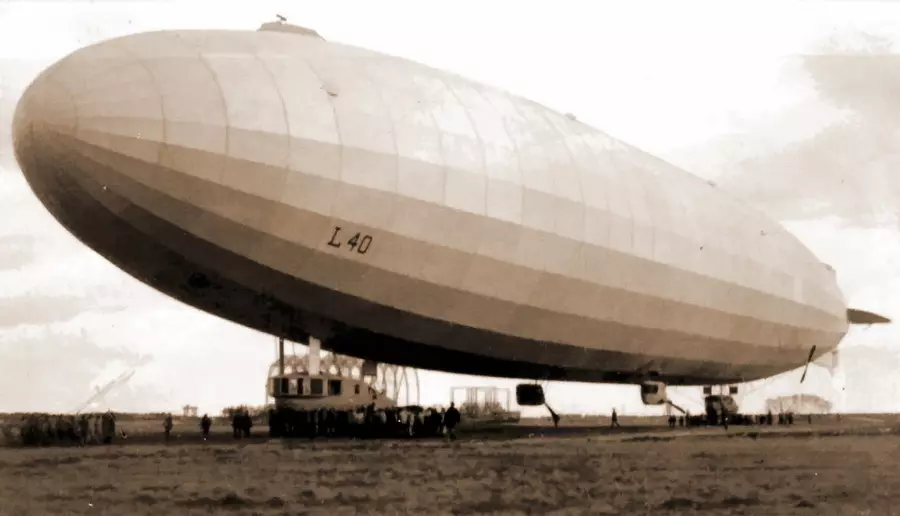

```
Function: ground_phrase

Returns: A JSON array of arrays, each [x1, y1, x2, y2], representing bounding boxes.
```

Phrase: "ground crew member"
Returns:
[[231, 412, 241, 439], [267, 408, 279, 438], [163, 414, 174, 441], [1, 423, 13, 445], [437, 408, 446, 435], [706, 404, 717, 426], [242, 411, 253, 438], [93, 415, 102, 443], [429, 408, 441, 436], [201, 414, 211, 440], [443, 402, 461, 440], [78, 415, 90, 446], [611, 409, 620, 428], [109, 411, 117, 443], [101, 411, 116, 444]]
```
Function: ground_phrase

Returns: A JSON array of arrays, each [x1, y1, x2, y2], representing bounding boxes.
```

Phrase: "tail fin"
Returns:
[[847, 308, 891, 325]]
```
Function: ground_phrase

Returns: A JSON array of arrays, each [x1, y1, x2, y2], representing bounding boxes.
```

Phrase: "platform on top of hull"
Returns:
[[257, 16, 324, 39]]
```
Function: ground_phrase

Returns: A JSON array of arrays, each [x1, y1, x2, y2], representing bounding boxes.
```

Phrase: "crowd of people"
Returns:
[[2, 412, 120, 446], [267, 402, 462, 439], [0, 403, 465, 447], [0, 404, 819, 447], [29, 402, 814, 445], [668, 409, 801, 429]]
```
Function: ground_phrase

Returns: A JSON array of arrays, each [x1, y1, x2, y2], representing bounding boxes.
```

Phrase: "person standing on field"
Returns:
[[163, 414, 174, 441], [200, 414, 212, 440], [443, 402, 461, 440]]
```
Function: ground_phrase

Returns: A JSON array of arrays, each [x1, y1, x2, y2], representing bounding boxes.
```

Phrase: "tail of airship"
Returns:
[[821, 263, 891, 325], [847, 308, 891, 325]]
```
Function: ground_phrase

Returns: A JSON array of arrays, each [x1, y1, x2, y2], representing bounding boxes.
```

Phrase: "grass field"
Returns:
[[1, 414, 899, 515]]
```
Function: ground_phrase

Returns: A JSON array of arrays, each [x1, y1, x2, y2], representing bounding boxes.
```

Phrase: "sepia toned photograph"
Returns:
[[1, 0, 898, 514]]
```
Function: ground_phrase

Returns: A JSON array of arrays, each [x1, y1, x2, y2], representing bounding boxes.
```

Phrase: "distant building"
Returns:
[[765, 394, 832, 414]]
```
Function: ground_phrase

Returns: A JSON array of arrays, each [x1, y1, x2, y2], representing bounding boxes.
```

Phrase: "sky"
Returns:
[[2, 0, 900, 415]]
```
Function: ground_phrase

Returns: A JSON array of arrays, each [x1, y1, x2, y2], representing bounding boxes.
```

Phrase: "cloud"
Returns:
[[710, 32, 900, 228], [0, 235, 142, 300], [0, 290, 278, 413], [718, 122, 899, 223], [0, 293, 126, 329], [0, 328, 146, 412], [0, 234, 35, 270]]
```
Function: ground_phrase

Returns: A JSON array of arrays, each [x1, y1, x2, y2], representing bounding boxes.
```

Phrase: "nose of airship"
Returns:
[[12, 62, 81, 219], [11, 34, 166, 236]]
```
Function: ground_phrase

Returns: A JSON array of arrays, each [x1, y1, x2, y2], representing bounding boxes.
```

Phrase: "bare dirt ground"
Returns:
[[1, 414, 899, 515]]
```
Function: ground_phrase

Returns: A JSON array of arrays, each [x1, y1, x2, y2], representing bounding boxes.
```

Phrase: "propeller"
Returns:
[[800, 345, 817, 384]]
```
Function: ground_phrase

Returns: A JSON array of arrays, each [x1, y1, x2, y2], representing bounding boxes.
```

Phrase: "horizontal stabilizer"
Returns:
[[847, 308, 891, 325]]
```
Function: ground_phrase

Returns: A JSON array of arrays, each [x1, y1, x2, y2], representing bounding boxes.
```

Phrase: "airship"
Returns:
[[11, 20, 886, 411]]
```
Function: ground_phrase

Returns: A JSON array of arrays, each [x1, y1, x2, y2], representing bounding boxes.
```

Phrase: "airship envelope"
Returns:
[[12, 25, 851, 386]]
